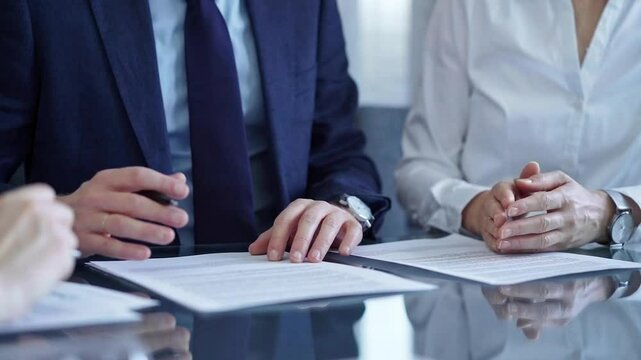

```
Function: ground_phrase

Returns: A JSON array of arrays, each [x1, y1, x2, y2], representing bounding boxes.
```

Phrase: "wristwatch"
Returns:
[[604, 190, 635, 249], [338, 194, 375, 231]]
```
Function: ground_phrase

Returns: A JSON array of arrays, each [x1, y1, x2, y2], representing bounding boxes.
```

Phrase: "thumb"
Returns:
[[516, 162, 541, 198], [519, 161, 540, 179]]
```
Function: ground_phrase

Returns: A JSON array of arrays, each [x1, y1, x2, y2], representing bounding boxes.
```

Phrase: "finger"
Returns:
[[497, 231, 565, 253], [289, 202, 334, 263], [79, 233, 151, 260], [137, 313, 177, 335], [519, 162, 541, 180], [338, 221, 363, 256], [507, 300, 570, 321], [492, 182, 516, 209], [95, 167, 190, 200], [482, 287, 509, 305], [483, 199, 504, 237], [308, 221, 363, 262], [482, 230, 501, 253], [498, 212, 566, 239], [53, 223, 79, 252], [170, 172, 187, 183], [296, 213, 344, 263], [507, 190, 566, 217], [98, 214, 176, 245], [267, 199, 312, 261], [498, 283, 566, 301], [522, 326, 541, 340], [248, 229, 272, 255], [515, 171, 571, 193], [93, 192, 188, 228]]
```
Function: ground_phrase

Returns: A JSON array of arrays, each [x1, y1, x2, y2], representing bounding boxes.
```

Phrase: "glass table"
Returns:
[[2, 239, 640, 360]]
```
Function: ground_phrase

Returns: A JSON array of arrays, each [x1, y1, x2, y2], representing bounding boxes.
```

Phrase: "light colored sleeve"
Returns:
[[396, 0, 487, 233], [613, 186, 641, 213]]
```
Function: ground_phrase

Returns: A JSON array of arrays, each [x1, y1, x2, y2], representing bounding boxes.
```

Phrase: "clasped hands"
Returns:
[[60, 167, 363, 262], [463, 162, 614, 253], [483, 276, 616, 340]]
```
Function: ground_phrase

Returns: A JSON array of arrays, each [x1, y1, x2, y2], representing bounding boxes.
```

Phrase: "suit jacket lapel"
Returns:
[[246, 0, 295, 207], [89, 0, 172, 173]]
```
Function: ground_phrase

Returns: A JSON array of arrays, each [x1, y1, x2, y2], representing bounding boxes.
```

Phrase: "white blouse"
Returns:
[[397, 0, 641, 234]]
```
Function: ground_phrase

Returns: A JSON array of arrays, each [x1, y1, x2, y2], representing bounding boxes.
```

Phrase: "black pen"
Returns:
[[136, 190, 179, 206]]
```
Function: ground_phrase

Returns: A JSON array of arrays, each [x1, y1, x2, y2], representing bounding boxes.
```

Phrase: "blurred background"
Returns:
[[337, 0, 435, 238]]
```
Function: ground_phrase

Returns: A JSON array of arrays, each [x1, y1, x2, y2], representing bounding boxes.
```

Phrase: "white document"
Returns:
[[89, 253, 434, 313], [352, 234, 641, 285], [0, 282, 157, 335]]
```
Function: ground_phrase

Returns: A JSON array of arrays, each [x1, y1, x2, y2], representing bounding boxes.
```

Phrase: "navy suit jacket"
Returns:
[[0, 0, 390, 234]]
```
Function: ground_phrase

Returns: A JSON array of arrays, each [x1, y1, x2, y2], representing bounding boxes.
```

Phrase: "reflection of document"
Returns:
[[352, 235, 641, 285], [0, 282, 157, 335], [89, 253, 434, 313]]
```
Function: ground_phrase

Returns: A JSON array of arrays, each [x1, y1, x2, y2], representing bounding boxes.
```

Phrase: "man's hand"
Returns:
[[462, 162, 540, 251], [0, 185, 78, 321], [495, 171, 614, 252], [482, 277, 615, 340], [248, 199, 363, 263], [59, 167, 190, 260]]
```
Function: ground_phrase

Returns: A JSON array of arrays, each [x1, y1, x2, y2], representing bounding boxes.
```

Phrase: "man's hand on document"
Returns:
[[483, 277, 615, 340], [249, 199, 363, 263]]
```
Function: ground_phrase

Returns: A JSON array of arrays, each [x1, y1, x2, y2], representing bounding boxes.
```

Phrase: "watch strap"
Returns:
[[604, 190, 631, 213]]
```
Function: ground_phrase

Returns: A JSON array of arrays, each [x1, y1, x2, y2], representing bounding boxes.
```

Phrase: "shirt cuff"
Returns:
[[612, 186, 641, 208], [424, 178, 489, 233]]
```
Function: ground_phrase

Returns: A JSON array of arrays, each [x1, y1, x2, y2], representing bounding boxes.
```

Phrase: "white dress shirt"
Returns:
[[149, 0, 278, 245], [397, 0, 641, 234]]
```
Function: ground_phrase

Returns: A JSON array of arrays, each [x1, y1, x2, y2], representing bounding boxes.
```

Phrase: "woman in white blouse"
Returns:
[[397, 0, 641, 253]]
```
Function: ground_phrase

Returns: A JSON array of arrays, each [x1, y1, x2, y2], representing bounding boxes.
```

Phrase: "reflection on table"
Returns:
[[2, 244, 641, 359]]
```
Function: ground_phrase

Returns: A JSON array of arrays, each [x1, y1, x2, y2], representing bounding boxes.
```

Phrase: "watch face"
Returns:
[[611, 213, 635, 244], [346, 196, 373, 220]]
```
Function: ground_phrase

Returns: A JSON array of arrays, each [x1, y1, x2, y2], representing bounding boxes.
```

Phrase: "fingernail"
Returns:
[[508, 207, 519, 217], [501, 228, 513, 239], [343, 246, 351, 255], [310, 249, 321, 262], [518, 179, 533, 184], [290, 251, 303, 263], [163, 230, 175, 242], [268, 249, 280, 261], [498, 241, 511, 250], [172, 211, 186, 224]]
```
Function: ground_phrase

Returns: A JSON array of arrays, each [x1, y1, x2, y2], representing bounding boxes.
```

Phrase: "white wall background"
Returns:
[[337, 0, 435, 108]]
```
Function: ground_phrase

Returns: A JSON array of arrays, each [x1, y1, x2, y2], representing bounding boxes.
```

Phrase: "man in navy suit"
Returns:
[[0, 0, 389, 261]]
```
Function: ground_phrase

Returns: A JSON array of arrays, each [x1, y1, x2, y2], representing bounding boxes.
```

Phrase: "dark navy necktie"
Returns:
[[184, 0, 256, 244]]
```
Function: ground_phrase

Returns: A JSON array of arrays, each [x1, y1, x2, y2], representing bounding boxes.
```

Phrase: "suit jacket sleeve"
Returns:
[[0, 1, 36, 192], [305, 0, 390, 236]]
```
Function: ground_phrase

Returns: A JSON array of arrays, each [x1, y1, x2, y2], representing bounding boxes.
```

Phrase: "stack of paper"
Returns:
[[351, 234, 641, 285], [89, 253, 434, 313], [0, 282, 157, 335]]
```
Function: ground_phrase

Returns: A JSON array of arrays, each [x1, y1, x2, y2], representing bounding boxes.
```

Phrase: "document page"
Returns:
[[89, 253, 434, 313], [0, 282, 157, 335], [352, 234, 641, 285]]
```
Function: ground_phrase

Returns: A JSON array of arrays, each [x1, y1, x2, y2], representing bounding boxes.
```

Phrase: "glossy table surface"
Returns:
[[2, 237, 641, 360]]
